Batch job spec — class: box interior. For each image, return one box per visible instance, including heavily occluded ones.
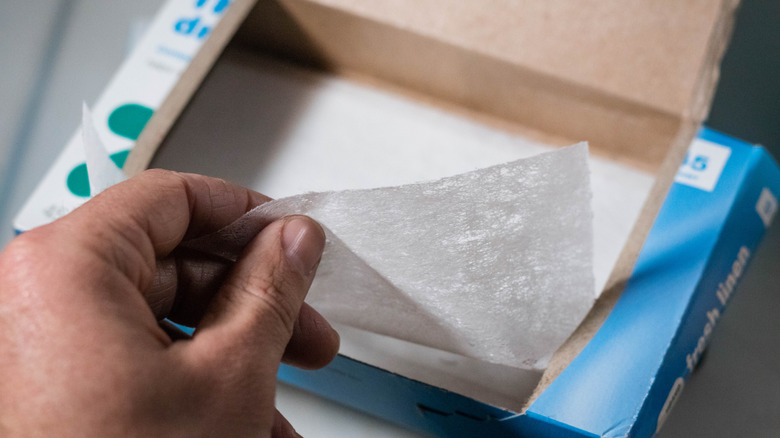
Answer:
[149,41,654,413]
[127,0,737,412]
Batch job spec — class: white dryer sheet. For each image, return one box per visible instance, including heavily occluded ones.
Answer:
[185,144,595,369]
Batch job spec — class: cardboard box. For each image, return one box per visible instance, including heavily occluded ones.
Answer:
[17,1,769,436]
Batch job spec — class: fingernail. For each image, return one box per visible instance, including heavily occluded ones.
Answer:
[330,325,341,350]
[317,312,341,349]
[282,216,325,276]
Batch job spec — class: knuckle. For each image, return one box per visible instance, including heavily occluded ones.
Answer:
[140,168,177,181]
[227,275,299,335]
[139,169,186,197]
[2,231,47,270]
[0,231,51,300]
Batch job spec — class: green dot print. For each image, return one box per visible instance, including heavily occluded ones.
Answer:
[66,102,152,198]
[110,149,130,168]
[66,149,130,198]
[108,104,153,140]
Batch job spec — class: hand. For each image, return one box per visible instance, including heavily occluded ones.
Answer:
[0,170,339,437]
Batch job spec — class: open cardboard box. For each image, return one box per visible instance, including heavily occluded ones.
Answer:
[18,0,767,436]
[125,0,743,435]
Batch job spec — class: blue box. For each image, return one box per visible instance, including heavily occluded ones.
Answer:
[278,128,780,437]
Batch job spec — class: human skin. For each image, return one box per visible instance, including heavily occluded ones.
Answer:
[0,170,339,437]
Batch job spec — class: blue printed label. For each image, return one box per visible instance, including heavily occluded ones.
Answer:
[675,139,731,192]
[756,187,778,228]
[173,0,231,40]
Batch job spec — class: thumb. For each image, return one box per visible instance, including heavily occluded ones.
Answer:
[191,215,326,366]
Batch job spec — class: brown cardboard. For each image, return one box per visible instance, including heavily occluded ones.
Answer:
[232,0,738,169]
[124,0,739,409]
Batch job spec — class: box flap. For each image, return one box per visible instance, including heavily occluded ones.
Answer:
[224,0,739,171]
[297,0,725,118]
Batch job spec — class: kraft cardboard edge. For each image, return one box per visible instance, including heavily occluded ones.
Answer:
[124,0,260,176]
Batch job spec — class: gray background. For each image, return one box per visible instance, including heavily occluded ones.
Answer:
[1,1,778,436]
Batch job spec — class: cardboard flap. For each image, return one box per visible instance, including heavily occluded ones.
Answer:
[295,0,724,116]
[227,0,739,170]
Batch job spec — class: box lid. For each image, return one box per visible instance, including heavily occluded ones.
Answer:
[212,0,740,172]
[303,0,729,118]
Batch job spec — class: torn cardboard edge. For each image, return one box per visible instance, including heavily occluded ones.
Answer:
[122,0,739,410]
